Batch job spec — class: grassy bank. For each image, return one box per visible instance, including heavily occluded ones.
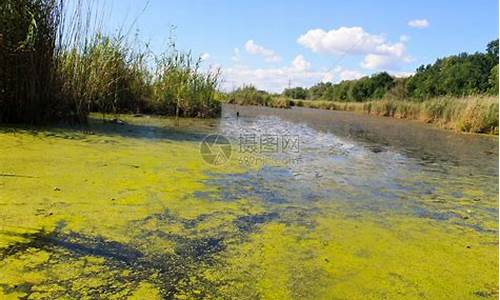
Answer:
[288,96,499,135]
[225,86,498,134]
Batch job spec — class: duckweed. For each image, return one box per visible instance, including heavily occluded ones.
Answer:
[0,114,497,299]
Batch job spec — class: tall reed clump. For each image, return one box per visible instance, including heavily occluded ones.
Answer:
[153,47,221,117]
[1,0,221,124]
[226,85,273,106]
[57,34,152,120]
[0,0,62,123]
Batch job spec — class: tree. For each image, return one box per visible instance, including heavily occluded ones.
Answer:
[283,87,308,99]
[487,39,499,61]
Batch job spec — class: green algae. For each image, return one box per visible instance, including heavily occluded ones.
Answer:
[0,114,497,299]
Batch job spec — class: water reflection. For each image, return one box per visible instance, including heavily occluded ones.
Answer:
[211,105,498,229]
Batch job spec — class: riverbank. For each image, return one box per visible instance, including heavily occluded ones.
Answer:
[283,96,498,135]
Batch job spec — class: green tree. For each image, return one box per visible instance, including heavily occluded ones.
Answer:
[283,87,308,99]
[487,39,499,61]
[489,64,499,94]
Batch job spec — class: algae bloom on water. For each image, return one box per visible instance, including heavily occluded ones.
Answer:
[0,109,498,299]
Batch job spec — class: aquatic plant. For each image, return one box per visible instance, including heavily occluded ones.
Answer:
[291,96,498,134]
[226,85,273,106]
[0,0,63,123]
[0,0,220,124]
[153,46,222,118]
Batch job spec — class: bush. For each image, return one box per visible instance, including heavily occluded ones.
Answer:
[226,86,272,106]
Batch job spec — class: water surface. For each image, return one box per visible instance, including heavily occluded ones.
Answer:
[0,105,497,299]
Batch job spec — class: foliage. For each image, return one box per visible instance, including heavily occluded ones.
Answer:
[226,85,273,106]
[0,0,62,123]
[57,34,153,120]
[153,48,221,117]
[292,96,498,134]
[488,64,499,94]
[0,0,221,124]
[277,40,498,103]
[283,87,308,99]
[405,40,498,98]
[304,72,395,102]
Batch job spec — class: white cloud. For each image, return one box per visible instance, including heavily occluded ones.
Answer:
[200,53,210,61]
[391,71,415,78]
[333,67,365,81]
[244,40,281,62]
[408,19,430,29]
[361,42,411,70]
[231,48,240,62]
[291,55,311,71]
[220,63,416,92]
[220,53,369,92]
[362,54,397,69]
[297,26,411,71]
[221,65,324,92]
[297,27,385,55]
[321,72,335,83]
[400,35,410,42]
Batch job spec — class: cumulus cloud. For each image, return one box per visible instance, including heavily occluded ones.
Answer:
[361,43,411,70]
[222,55,323,92]
[391,71,415,78]
[244,40,281,62]
[221,65,325,92]
[200,53,210,61]
[231,48,240,62]
[408,19,430,28]
[297,26,411,70]
[220,52,370,92]
[333,67,365,81]
[297,27,385,55]
[291,55,311,71]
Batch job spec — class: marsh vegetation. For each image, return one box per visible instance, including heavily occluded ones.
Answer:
[0,0,222,125]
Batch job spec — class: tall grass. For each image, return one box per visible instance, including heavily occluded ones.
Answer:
[0,0,221,125]
[153,47,221,117]
[57,34,152,120]
[292,96,499,134]
[0,0,62,123]
[226,85,292,108]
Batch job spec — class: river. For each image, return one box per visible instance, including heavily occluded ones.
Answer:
[0,104,497,299]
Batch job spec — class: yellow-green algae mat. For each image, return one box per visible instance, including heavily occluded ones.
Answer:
[0,116,497,299]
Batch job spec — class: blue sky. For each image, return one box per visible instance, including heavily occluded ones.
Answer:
[101,0,498,92]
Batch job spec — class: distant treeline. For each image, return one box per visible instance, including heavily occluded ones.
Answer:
[282,39,498,102]
[0,0,221,124]
[226,39,499,105]
[225,41,498,134]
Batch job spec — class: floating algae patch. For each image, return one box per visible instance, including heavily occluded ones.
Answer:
[210,210,498,299]
[1,111,498,299]
[0,116,264,298]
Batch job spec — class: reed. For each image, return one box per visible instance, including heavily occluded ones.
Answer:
[153,47,221,118]
[0,0,221,124]
[0,0,62,123]
[291,96,499,134]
